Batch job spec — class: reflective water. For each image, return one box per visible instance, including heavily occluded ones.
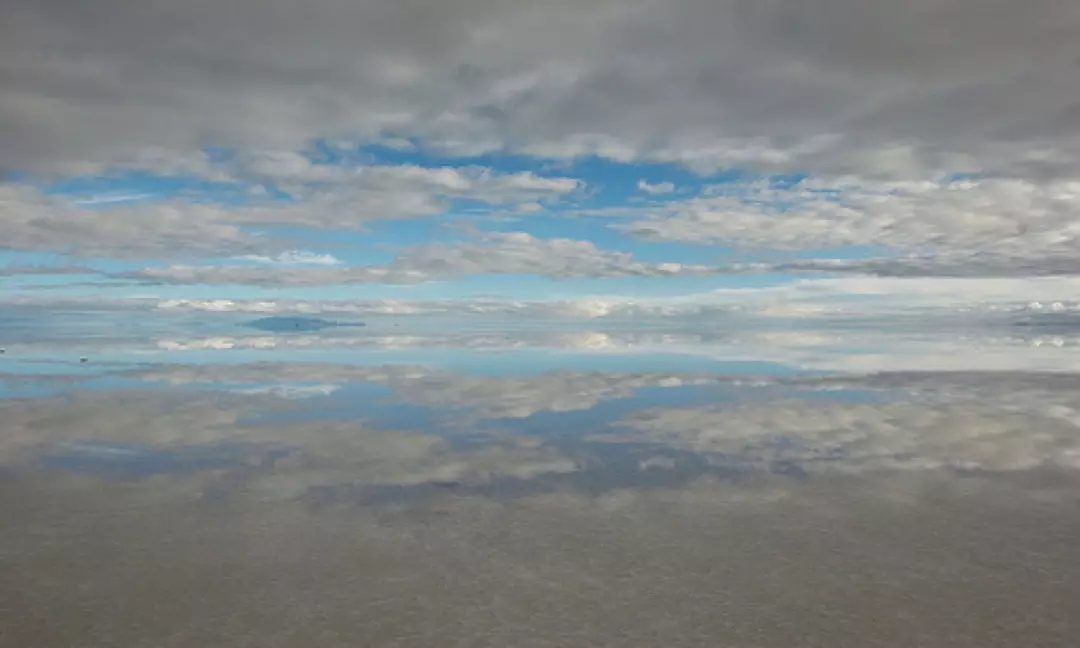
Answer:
[3,313,1080,646]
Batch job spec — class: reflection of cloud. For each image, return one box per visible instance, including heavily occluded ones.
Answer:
[608,378,1080,473]
[0,391,580,492]
[12,307,1080,376]
[157,336,309,350]
[13,273,1080,328]
[389,371,717,419]
[245,428,579,500]
[145,276,1080,326]
[0,393,254,457]
[134,363,724,420]
[148,327,1080,375]
[232,384,341,399]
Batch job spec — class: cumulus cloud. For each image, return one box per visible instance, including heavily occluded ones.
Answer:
[0,165,581,258]
[621,177,1080,269]
[0,184,264,258]
[3,0,1077,180]
[124,265,423,287]
[388,232,716,279]
[236,250,342,266]
[637,180,676,195]
[5,0,1080,286]
[222,162,582,219]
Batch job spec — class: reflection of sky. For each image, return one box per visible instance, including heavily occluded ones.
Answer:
[4,316,1080,496]
[4,313,1080,648]
[39,441,285,477]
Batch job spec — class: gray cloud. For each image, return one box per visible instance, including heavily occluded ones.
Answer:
[765,254,1080,278]
[0,264,98,277]
[5,0,1080,282]
[3,0,1077,179]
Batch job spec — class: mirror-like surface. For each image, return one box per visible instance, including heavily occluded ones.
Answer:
[3,315,1080,647]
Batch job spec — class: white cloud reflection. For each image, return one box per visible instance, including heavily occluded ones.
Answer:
[0,391,580,494]
[606,370,1080,474]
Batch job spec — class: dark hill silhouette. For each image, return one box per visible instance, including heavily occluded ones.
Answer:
[240,316,365,332]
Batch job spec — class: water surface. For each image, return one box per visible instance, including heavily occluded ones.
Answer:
[3,315,1080,647]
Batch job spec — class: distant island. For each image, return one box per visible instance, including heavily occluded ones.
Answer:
[240,316,365,332]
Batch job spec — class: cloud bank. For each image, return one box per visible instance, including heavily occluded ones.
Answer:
[4,0,1077,178]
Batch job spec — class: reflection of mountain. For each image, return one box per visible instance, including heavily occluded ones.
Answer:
[241,316,364,332]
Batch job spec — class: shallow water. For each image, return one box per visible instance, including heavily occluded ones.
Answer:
[3,316,1080,647]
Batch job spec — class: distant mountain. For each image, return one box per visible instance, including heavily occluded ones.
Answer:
[240,316,365,332]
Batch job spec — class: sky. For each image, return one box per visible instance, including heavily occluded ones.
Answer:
[3,0,1080,319]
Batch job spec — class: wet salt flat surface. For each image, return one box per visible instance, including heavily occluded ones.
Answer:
[3,316,1080,647]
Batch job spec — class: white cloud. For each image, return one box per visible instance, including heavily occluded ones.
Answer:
[0,184,263,258]
[621,177,1080,266]
[227,159,582,206]
[119,232,723,285]
[0,166,582,258]
[126,265,413,287]
[72,193,156,206]
[236,250,342,266]
[637,180,675,195]
[389,232,716,280]
[3,0,1078,284]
